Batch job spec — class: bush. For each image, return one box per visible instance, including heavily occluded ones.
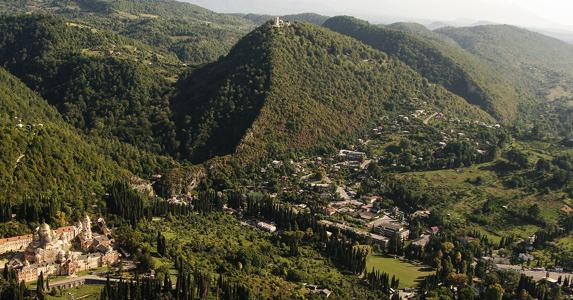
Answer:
[286,269,307,282]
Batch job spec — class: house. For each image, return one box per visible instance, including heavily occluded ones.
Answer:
[363,196,381,204]
[360,204,374,212]
[323,207,337,216]
[256,222,277,233]
[303,284,332,298]
[311,183,331,192]
[412,210,431,218]
[412,235,431,248]
[223,206,237,214]
[561,205,573,214]
[369,233,389,248]
[329,200,362,208]
[518,253,534,262]
[338,150,366,161]
[358,211,376,220]
[369,216,409,240]
[318,220,388,247]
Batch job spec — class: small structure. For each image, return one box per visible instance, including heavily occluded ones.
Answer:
[272,17,290,28]
[323,207,337,216]
[430,226,440,234]
[412,235,431,248]
[256,222,277,233]
[338,150,366,161]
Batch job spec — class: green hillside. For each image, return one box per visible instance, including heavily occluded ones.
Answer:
[173,22,493,163]
[437,25,573,137]
[323,16,520,121]
[0,15,180,153]
[0,67,130,204]
[0,0,255,65]
[437,24,573,101]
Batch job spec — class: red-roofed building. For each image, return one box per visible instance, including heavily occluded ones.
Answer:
[431,226,440,234]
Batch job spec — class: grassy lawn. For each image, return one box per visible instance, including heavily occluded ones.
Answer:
[46,284,103,300]
[366,255,433,288]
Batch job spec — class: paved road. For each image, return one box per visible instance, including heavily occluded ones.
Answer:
[49,274,125,288]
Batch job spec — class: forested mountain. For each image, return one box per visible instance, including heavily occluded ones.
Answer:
[0,15,180,153]
[437,24,573,102]
[0,0,255,65]
[437,24,573,137]
[172,21,493,163]
[0,67,130,204]
[323,16,520,121]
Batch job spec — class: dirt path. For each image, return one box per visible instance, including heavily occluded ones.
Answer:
[423,112,438,125]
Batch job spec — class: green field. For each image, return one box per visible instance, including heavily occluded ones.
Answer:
[46,284,103,300]
[366,255,434,288]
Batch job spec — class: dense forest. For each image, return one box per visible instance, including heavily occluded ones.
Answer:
[0,15,181,153]
[323,16,520,121]
[0,67,128,216]
[0,0,572,298]
[437,25,573,137]
[0,0,255,65]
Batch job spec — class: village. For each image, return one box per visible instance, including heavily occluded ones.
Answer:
[217,107,572,298]
[2,107,570,299]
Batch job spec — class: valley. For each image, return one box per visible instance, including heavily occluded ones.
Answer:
[0,0,571,299]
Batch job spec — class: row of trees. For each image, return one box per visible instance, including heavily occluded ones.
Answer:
[365,269,400,297]
[326,238,371,275]
[107,181,228,227]
[100,256,253,300]
[107,181,147,226]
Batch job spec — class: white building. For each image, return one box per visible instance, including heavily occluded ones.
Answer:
[256,222,277,233]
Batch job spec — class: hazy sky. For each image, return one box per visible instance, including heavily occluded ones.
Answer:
[184,0,573,30]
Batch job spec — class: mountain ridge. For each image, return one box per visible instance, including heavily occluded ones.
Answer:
[173,21,494,163]
[323,16,520,122]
